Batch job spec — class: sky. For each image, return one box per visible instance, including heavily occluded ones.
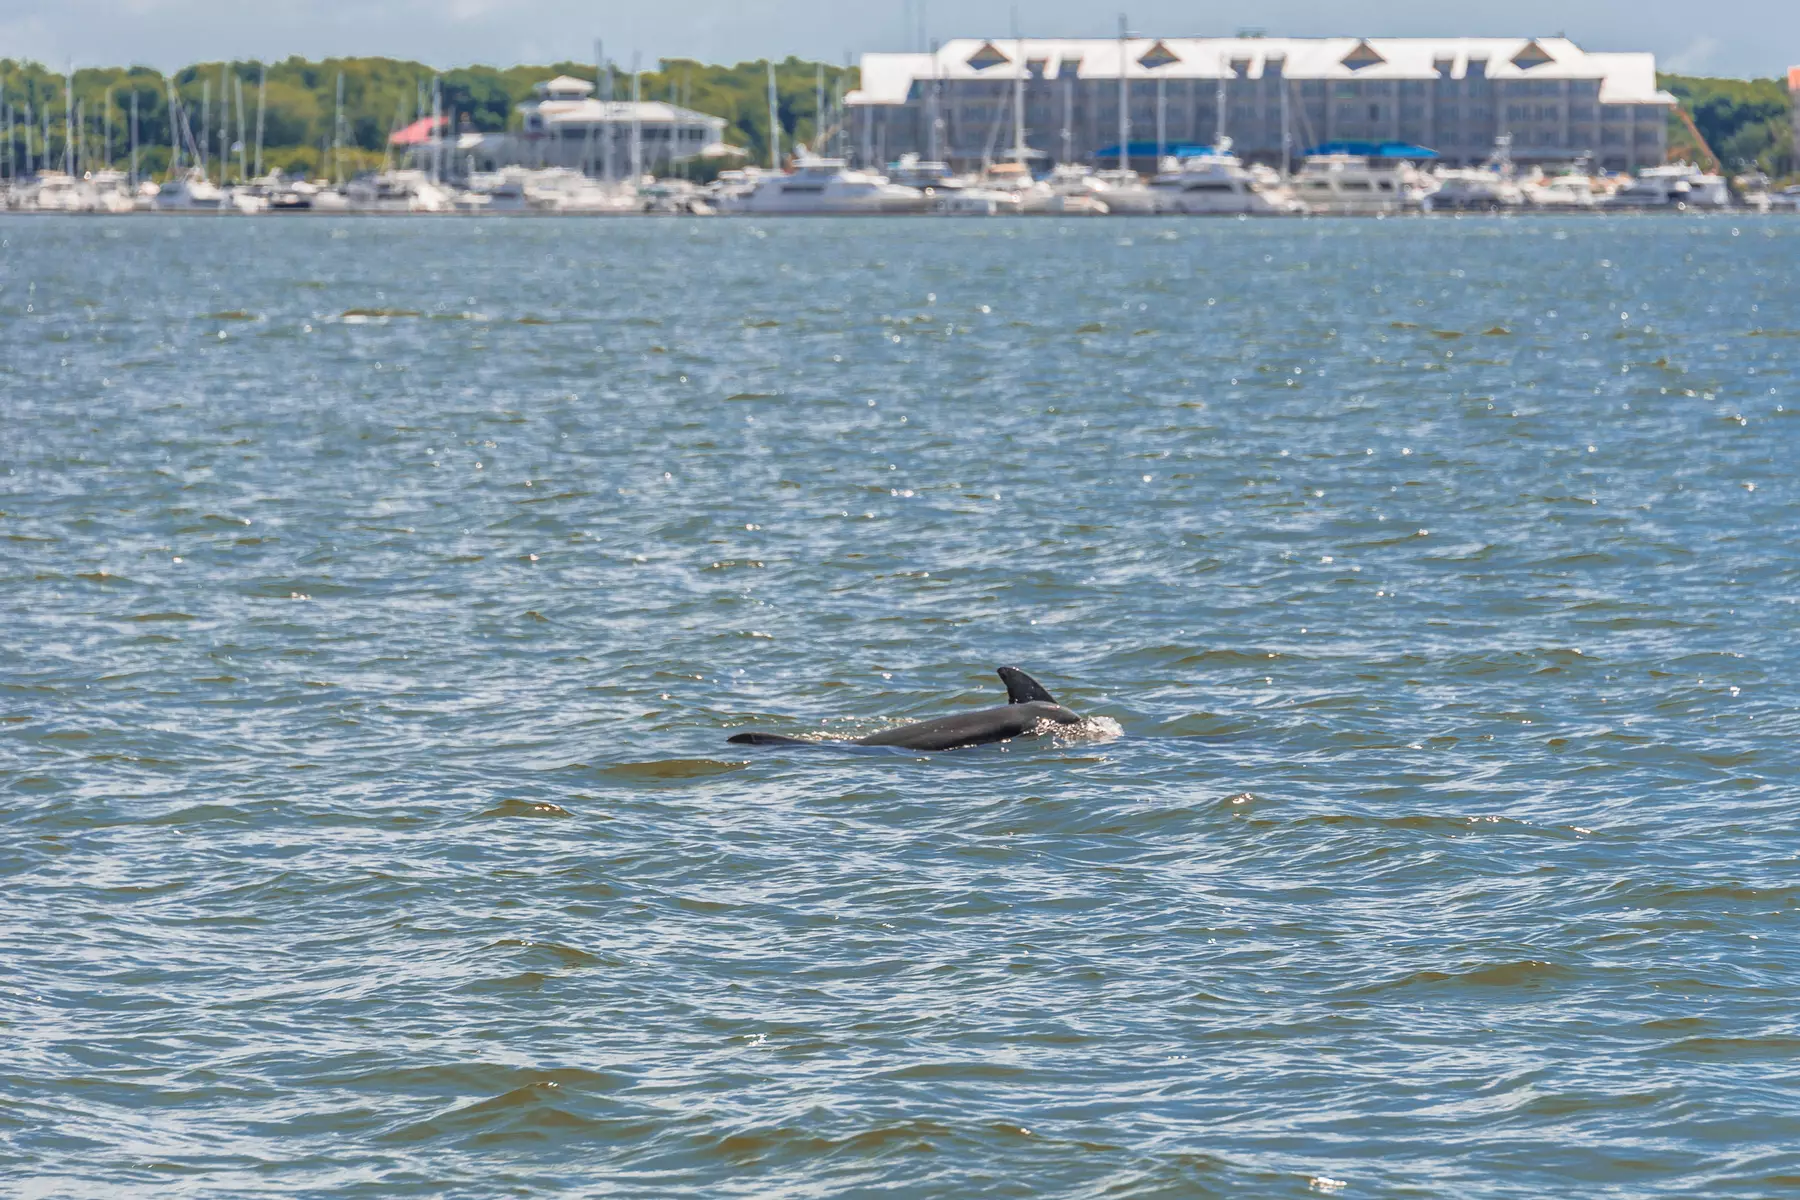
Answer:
[2,0,1795,79]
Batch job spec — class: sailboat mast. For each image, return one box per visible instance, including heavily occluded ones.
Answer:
[235,74,247,182]
[254,65,265,177]
[218,64,229,180]
[165,81,178,173]
[1011,11,1024,166]
[602,51,615,184]
[1280,75,1291,176]
[1117,14,1128,173]
[200,79,210,179]
[592,39,604,179]
[65,68,73,175]
[130,89,138,184]
[928,41,941,163]
[1061,54,1073,164]
[105,89,112,172]
[430,77,442,184]
[766,61,779,169]
[1155,76,1165,162]
[815,63,824,155]
[334,71,344,184]
[630,54,642,180]
[1215,54,1225,146]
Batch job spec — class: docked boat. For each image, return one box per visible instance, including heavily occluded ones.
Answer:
[457,168,534,214]
[886,155,968,198]
[1027,165,1112,215]
[343,170,456,213]
[1523,168,1603,211]
[641,179,710,215]
[935,186,1024,216]
[528,168,641,214]
[1603,163,1730,211]
[1090,168,1160,215]
[22,172,93,212]
[152,169,226,212]
[88,171,137,213]
[1150,148,1305,215]
[1292,154,1421,215]
[719,154,926,215]
[1423,167,1525,211]
[979,161,1057,212]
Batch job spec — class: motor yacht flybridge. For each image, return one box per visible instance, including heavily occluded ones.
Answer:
[1149,142,1305,215]
[720,150,928,214]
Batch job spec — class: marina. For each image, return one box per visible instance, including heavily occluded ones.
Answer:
[3,39,1795,218]
[4,152,1796,216]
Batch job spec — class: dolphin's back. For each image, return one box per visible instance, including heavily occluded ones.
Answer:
[852,701,1079,752]
[725,666,1080,753]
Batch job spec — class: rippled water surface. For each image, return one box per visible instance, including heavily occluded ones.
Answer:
[4,214,1799,1197]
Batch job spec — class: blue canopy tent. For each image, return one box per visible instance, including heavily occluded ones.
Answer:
[1304,140,1440,159]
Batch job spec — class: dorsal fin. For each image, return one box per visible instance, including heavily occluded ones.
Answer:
[997,665,1056,705]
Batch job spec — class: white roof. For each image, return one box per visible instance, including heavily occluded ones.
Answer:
[528,98,728,130]
[537,74,597,96]
[850,37,1674,106]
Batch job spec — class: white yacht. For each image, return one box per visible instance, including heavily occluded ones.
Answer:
[88,171,137,213]
[1604,163,1730,211]
[457,168,534,213]
[935,186,1024,216]
[1089,168,1159,215]
[1150,149,1305,215]
[1292,154,1421,215]
[1028,165,1112,215]
[720,155,926,215]
[641,179,709,215]
[527,168,641,214]
[1423,167,1525,211]
[978,161,1057,212]
[1523,171,1602,211]
[23,172,93,212]
[1734,172,1774,214]
[152,169,226,212]
[886,155,968,198]
[344,170,456,213]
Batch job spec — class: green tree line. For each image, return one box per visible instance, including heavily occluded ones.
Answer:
[1,58,1790,182]
[0,55,856,181]
[1660,73,1795,176]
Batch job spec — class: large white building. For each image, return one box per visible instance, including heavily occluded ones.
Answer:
[849,36,1677,171]
[453,75,730,175]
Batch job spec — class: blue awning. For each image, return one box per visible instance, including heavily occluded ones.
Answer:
[1304,140,1440,159]
[1091,141,1212,159]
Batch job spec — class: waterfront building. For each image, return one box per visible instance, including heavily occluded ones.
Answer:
[849,37,1676,173]
[418,75,729,177]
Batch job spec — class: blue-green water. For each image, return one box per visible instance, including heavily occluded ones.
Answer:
[3,214,1798,1198]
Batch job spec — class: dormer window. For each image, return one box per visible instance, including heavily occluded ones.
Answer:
[1341,40,1386,71]
[1137,40,1179,70]
[1511,40,1554,70]
[966,42,1011,71]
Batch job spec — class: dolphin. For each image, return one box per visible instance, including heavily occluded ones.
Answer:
[728,666,1083,752]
